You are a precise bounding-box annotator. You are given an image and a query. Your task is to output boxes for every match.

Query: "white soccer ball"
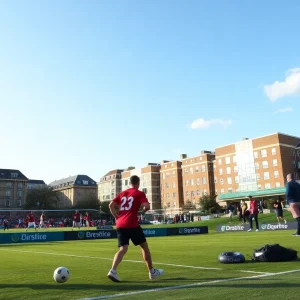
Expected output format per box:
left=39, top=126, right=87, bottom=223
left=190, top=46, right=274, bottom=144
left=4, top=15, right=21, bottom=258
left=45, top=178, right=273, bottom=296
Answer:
left=53, top=267, right=70, bottom=283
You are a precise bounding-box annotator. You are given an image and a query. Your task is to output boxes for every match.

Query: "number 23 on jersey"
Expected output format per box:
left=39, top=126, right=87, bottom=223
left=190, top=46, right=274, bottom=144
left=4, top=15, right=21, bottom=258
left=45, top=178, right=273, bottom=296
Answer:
left=120, top=196, right=134, bottom=211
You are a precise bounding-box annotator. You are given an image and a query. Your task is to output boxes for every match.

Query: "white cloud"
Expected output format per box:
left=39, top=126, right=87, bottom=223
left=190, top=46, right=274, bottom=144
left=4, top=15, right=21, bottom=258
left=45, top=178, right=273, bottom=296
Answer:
left=273, top=107, right=293, bottom=115
left=264, top=68, right=300, bottom=101
left=190, top=118, right=232, bottom=129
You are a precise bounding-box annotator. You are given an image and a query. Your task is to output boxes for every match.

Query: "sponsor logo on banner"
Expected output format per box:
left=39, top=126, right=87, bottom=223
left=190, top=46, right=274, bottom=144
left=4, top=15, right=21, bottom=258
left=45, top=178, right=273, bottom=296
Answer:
left=216, top=224, right=249, bottom=232
left=179, top=227, right=202, bottom=235
left=10, top=233, right=54, bottom=242
left=143, top=229, right=156, bottom=236
left=86, top=231, right=111, bottom=239
left=78, top=232, right=85, bottom=240
left=216, top=222, right=297, bottom=232
left=260, top=223, right=292, bottom=231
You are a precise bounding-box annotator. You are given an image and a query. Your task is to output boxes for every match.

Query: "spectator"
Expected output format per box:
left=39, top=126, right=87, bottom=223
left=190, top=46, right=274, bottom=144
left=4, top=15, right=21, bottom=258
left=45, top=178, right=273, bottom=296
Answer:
left=274, top=199, right=287, bottom=224
left=247, top=195, right=259, bottom=232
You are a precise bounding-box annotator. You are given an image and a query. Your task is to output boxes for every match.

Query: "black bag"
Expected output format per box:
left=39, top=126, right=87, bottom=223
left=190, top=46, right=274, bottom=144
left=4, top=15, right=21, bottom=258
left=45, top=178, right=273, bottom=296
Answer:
left=253, top=244, right=298, bottom=262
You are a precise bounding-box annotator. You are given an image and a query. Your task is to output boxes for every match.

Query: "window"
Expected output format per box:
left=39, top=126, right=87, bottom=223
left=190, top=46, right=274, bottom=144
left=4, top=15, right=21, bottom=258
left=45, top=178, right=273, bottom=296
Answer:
left=18, top=183, right=23, bottom=188
left=173, top=192, right=176, bottom=198
left=172, top=171, right=176, bottom=177
left=6, top=182, right=12, bottom=188
left=165, top=183, right=169, bottom=188
left=125, top=179, right=128, bottom=186
left=254, top=152, right=258, bottom=159
left=191, top=179, right=194, bottom=186
left=6, top=200, right=10, bottom=207
left=185, top=180, right=189, bottom=186
left=166, top=172, right=170, bottom=178
left=195, top=166, right=199, bottom=173
left=220, top=179, right=224, bottom=184
left=272, top=148, right=276, bottom=155
left=167, top=202, right=170, bottom=208
left=17, top=200, right=22, bottom=207
left=226, top=167, right=231, bottom=174
left=191, top=191, right=195, bottom=197
left=185, top=191, right=190, bottom=197
left=214, top=177, right=218, bottom=183
left=203, top=189, right=208, bottom=195
left=202, top=177, right=207, bottom=184
left=235, top=176, right=239, bottom=183
left=228, top=188, right=233, bottom=193
left=166, top=193, right=170, bottom=199
left=196, top=190, right=200, bottom=196
left=82, top=180, right=88, bottom=185
left=257, top=184, right=262, bottom=189
left=218, top=158, right=222, bottom=164
left=275, top=182, right=280, bottom=188
left=233, top=156, right=236, bottom=163
left=219, top=168, right=223, bottom=175
left=262, top=161, right=269, bottom=169
left=173, top=202, right=176, bottom=207
left=184, top=168, right=188, bottom=174
left=261, top=149, right=267, bottom=158
left=234, top=166, right=238, bottom=173
left=273, top=159, right=278, bottom=166
left=190, top=167, right=193, bottom=174
left=5, top=190, right=11, bottom=198
left=172, top=182, right=176, bottom=188
left=291, top=149, right=295, bottom=156
left=255, top=162, right=259, bottom=170
left=265, top=183, right=271, bottom=189
left=227, top=177, right=232, bottom=185
left=18, top=191, right=22, bottom=199
left=221, top=188, right=225, bottom=194
left=264, top=172, right=270, bottom=180
left=274, top=170, right=279, bottom=178
left=196, top=179, right=200, bottom=186
left=256, top=174, right=261, bottom=181
left=225, top=157, right=231, bottom=164
left=201, top=165, right=206, bottom=172
left=11, top=173, right=18, bottom=178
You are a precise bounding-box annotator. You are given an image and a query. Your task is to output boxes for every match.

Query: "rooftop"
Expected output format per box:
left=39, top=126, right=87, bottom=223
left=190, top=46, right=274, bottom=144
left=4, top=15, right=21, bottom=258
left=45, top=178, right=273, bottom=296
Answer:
left=0, top=169, right=28, bottom=180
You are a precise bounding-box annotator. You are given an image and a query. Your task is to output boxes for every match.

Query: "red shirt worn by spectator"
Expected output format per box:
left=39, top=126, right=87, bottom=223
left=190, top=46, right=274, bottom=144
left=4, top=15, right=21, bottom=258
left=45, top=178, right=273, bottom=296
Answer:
left=28, top=214, right=34, bottom=222
left=113, top=188, right=149, bottom=228
left=73, top=212, right=80, bottom=222
left=249, top=199, right=259, bottom=214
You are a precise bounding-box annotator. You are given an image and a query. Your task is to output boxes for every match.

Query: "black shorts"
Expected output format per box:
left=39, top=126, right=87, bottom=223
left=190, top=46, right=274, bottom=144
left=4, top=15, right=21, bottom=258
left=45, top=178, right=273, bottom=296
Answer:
left=116, top=226, right=146, bottom=247
left=276, top=209, right=283, bottom=217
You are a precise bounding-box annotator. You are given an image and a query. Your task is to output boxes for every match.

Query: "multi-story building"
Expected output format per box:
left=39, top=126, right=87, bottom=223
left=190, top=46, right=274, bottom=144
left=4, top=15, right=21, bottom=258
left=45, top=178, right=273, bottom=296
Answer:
left=160, top=159, right=183, bottom=209
left=181, top=151, right=215, bottom=206
left=27, top=179, right=46, bottom=190
left=121, top=164, right=161, bottom=209
left=49, top=175, right=97, bottom=207
left=215, top=133, right=300, bottom=203
left=0, top=169, right=28, bottom=208
left=98, top=169, right=124, bottom=202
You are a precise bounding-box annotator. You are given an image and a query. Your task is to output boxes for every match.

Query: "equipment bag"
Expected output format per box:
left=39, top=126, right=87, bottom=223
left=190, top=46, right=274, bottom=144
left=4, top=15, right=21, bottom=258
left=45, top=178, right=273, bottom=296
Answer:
left=253, top=244, right=298, bottom=262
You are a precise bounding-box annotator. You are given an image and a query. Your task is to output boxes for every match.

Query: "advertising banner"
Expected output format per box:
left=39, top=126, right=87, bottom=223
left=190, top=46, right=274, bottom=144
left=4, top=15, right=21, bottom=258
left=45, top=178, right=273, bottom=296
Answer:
left=260, top=222, right=297, bottom=231
left=216, top=224, right=250, bottom=232
left=0, top=232, right=64, bottom=244
left=167, top=226, right=208, bottom=236
left=216, top=222, right=298, bottom=232
left=64, top=230, right=117, bottom=241
left=143, top=228, right=167, bottom=237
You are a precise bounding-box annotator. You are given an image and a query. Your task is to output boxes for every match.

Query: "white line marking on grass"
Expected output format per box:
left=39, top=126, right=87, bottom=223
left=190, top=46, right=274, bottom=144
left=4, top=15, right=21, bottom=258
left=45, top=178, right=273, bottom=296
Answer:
left=238, top=270, right=274, bottom=275
left=0, top=249, right=221, bottom=270
left=77, top=269, right=300, bottom=300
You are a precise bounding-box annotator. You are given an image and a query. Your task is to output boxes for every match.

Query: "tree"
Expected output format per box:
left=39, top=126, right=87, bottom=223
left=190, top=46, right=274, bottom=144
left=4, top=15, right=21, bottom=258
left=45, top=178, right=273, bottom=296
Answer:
left=73, top=195, right=100, bottom=210
left=182, top=200, right=196, bottom=210
left=198, top=194, right=220, bottom=214
left=25, top=186, right=60, bottom=210
left=99, top=201, right=110, bottom=214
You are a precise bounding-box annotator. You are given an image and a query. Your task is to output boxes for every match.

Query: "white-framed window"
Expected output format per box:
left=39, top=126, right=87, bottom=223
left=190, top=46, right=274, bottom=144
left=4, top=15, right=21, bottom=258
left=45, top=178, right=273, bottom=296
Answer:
left=226, top=167, right=231, bottom=174
left=254, top=152, right=258, bottom=159
left=190, top=167, right=193, bottom=174
left=261, top=149, right=267, bottom=158
left=275, top=182, right=280, bottom=188
left=82, top=180, right=88, bottom=185
left=5, top=190, right=11, bottom=197
left=220, top=179, right=224, bottom=184
left=228, top=188, right=233, bottom=193
left=203, top=189, right=208, bottom=195
left=202, top=177, right=207, bottom=184
left=167, top=193, right=170, bottom=199
left=184, top=168, right=188, bottom=174
left=191, top=179, right=194, bottom=186
left=201, top=165, right=206, bottom=172
left=6, top=182, right=12, bottom=188
left=221, top=188, right=225, bottom=194
left=235, top=176, right=239, bottom=183
left=265, top=183, right=271, bottom=189
left=172, top=182, right=176, bottom=188
left=196, top=190, right=200, bottom=196
left=227, top=177, right=232, bottom=185
left=233, top=156, right=236, bottom=163
left=257, top=184, right=262, bottom=189
left=264, top=172, right=270, bottom=180
left=219, top=168, right=223, bottom=175
left=185, top=180, right=189, bottom=186
left=234, top=166, right=238, bottom=173
left=214, top=177, right=218, bottom=183
left=255, top=162, right=259, bottom=170
left=225, top=157, right=231, bottom=164
left=256, top=174, right=261, bottom=181
left=262, top=161, right=269, bottom=169
left=195, top=166, right=199, bottom=173
left=172, top=170, right=176, bottom=177
left=196, top=179, right=200, bottom=186
left=17, top=200, right=22, bottom=207
left=274, top=170, right=279, bottom=178
left=273, top=159, right=278, bottom=166
left=18, top=183, right=23, bottom=188
left=218, top=158, right=222, bottom=164
left=272, top=148, right=276, bottom=155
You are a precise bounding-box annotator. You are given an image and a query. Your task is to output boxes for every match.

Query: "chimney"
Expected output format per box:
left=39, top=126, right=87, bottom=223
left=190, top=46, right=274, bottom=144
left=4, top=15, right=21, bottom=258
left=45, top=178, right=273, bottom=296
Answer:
left=162, top=160, right=170, bottom=164
left=180, top=154, right=187, bottom=159
left=243, top=138, right=249, bottom=140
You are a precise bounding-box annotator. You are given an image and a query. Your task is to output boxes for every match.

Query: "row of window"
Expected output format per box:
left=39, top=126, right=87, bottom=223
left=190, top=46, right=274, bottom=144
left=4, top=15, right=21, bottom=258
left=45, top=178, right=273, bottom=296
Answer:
left=165, top=189, right=208, bottom=199
left=5, top=190, right=23, bottom=198
left=217, top=182, right=281, bottom=194
left=5, top=182, right=23, bottom=188
left=4, top=200, right=22, bottom=207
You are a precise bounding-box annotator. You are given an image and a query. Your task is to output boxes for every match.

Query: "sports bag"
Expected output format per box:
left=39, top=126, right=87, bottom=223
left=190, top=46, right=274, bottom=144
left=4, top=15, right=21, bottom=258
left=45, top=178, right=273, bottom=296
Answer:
left=253, top=244, right=298, bottom=262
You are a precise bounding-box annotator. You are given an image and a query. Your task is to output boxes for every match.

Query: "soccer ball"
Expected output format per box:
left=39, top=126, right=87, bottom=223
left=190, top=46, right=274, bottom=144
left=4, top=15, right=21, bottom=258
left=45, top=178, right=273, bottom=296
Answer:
left=53, top=267, right=70, bottom=283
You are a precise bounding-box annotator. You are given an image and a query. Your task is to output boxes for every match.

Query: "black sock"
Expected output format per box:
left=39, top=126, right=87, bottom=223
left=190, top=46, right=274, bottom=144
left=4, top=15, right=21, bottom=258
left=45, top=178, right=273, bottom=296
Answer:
left=296, top=217, right=300, bottom=234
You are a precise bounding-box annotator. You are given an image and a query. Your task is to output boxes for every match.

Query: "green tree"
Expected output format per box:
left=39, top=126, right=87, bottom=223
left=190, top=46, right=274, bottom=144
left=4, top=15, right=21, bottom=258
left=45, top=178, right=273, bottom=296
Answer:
left=198, top=194, right=220, bottom=214
left=182, top=200, right=196, bottom=210
left=24, top=186, right=60, bottom=209
left=73, top=195, right=101, bottom=210
left=99, top=201, right=110, bottom=214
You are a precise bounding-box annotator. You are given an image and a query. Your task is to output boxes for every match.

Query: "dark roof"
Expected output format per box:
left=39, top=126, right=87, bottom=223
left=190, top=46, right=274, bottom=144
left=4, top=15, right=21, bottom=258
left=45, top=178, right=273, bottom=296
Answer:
left=49, top=175, right=97, bottom=189
left=104, top=169, right=124, bottom=177
left=0, top=169, right=28, bottom=180
left=28, top=179, right=46, bottom=185
left=296, top=141, right=300, bottom=149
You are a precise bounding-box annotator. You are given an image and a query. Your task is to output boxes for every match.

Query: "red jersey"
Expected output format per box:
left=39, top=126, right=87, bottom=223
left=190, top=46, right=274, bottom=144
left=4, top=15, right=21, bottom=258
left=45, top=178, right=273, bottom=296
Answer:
left=73, top=212, right=80, bottom=222
left=85, top=214, right=90, bottom=221
left=113, top=188, right=149, bottom=228
left=249, top=200, right=259, bottom=214
left=28, top=214, right=34, bottom=222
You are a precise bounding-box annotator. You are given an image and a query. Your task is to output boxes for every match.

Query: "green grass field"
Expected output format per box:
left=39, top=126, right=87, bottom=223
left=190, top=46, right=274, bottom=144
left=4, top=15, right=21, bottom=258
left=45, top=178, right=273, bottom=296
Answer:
left=1, top=213, right=300, bottom=300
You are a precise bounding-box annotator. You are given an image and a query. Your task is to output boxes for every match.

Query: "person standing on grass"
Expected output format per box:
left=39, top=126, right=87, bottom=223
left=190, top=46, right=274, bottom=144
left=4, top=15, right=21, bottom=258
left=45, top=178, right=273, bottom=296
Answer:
left=247, top=196, right=259, bottom=232
left=241, top=201, right=248, bottom=224
left=107, top=175, right=163, bottom=282
left=285, top=173, right=300, bottom=236
left=72, top=210, right=81, bottom=230
left=39, top=211, right=47, bottom=230
left=26, top=211, right=37, bottom=231
left=274, top=199, right=287, bottom=224
left=3, top=218, right=9, bottom=231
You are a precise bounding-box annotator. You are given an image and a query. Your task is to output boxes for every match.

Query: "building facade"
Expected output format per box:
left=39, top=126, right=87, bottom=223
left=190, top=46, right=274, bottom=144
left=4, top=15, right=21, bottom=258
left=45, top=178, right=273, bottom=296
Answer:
left=160, top=160, right=184, bottom=209
left=27, top=179, right=46, bottom=190
left=0, top=169, right=28, bottom=208
left=121, top=164, right=161, bottom=209
left=49, top=175, right=97, bottom=207
left=98, top=169, right=123, bottom=202
left=181, top=151, right=215, bottom=206
left=215, top=133, right=300, bottom=203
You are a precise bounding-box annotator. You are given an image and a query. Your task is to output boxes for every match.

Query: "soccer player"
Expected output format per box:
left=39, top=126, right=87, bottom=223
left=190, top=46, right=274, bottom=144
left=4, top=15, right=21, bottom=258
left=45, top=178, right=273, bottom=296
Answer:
left=3, top=218, right=9, bottom=231
left=26, top=211, right=37, bottom=231
left=39, top=211, right=47, bottom=230
left=72, top=210, right=81, bottom=230
left=247, top=196, right=259, bottom=232
left=107, top=175, right=163, bottom=282
left=274, top=199, right=287, bottom=224
left=85, top=212, right=90, bottom=228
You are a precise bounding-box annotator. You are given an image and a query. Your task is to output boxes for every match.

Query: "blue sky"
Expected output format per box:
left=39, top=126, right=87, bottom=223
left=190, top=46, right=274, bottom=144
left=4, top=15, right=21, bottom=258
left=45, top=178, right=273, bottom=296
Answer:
left=1, top=0, right=300, bottom=184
